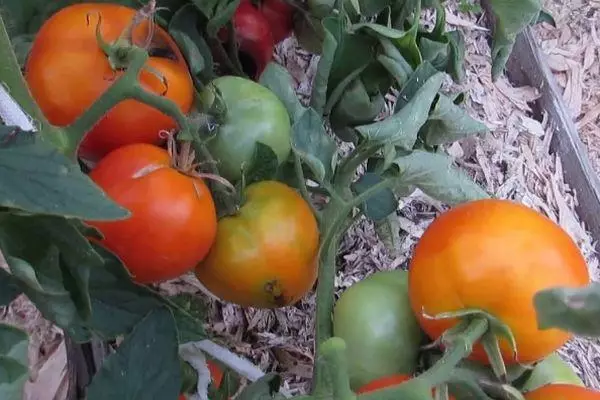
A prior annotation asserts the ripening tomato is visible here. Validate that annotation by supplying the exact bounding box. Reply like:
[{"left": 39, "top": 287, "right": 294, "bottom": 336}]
[
  {"left": 259, "top": 0, "right": 294, "bottom": 44},
  {"left": 356, "top": 374, "right": 456, "bottom": 399},
  {"left": 207, "top": 359, "right": 224, "bottom": 388},
  {"left": 408, "top": 199, "right": 590, "bottom": 365},
  {"left": 524, "top": 384, "right": 600, "bottom": 399},
  {"left": 86, "top": 143, "right": 217, "bottom": 284},
  {"left": 25, "top": 3, "right": 194, "bottom": 162},
  {"left": 195, "top": 181, "right": 319, "bottom": 308}
]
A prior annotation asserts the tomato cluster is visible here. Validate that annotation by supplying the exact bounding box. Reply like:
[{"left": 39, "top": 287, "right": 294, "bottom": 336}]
[
  {"left": 24, "top": 3, "right": 316, "bottom": 309},
  {"left": 333, "top": 199, "right": 593, "bottom": 398}
]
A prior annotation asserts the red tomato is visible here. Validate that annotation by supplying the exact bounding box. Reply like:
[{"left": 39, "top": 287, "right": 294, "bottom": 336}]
[
  {"left": 207, "top": 360, "right": 224, "bottom": 388},
  {"left": 525, "top": 384, "right": 600, "bottom": 399},
  {"left": 86, "top": 143, "right": 217, "bottom": 284},
  {"left": 259, "top": 0, "right": 294, "bottom": 43},
  {"left": 408, "top": 199, "right": 590, "bottom": 365},
  {"left": 25, "top": 3, "right": 194, "bottom": 162},
  {"left": 356, "top": 374, "right": 455, "bottom": 399}
]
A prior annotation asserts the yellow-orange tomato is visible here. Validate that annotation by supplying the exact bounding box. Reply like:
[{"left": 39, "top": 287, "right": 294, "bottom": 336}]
[
  {"left": 25, "top": 3, "right": 194, "bottom": 162},
  {"left": 408, "top": 199, "right": 589, "bottom": 365},
  {"left": 525, "top": 384, "right": 600, "bottom": 399},
  {"left": 87, "top": 143, "right": 217, "bottom": 284},
  {"left": 195, "top": 181, "right": 319, "bottom": 308}
]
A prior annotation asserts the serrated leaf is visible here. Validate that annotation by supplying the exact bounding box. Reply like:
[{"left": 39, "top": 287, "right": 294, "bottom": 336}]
[
  {"left": 168, "top": 4, "right": 215, "bottom": 86},
  {"left": 168, "top": 293, "right": 208, "bottom": 344},
  {"left": 352, "top": 173, "right": 397, "bottom": 221},
  {"left": 243, "top": 143, "right": 279, "bottom": 186},
  {"left": 394, "top": 62, "right": 439, "bottom": 112},
  {"left": 87, "top": 307, "right": 182, "bottom": 400},
  {"left": 420, "top": 94, "right": 488, "bottom": 146},
  {"left": 355, "top": 73, "right": 444, "bottom": 149},
  {"left": 0, "top": 127, "right": 128, "bottom": 220},
  {"left": 488, "top": 0, "right": 542, "bottom": 80},
  {"left": 391, "top": 150, "right": 490, "bottom": 205},
  {"left": 291, "top": 108, "right": 337, "bottom": 183},
  {"left": 352, "top": 22, "right": 422, "bottom": 68},
  {"left": 236, "top": 373, "right": 282, "bottom": 400},
  {"left": 0, "top": 268, "right": 20, "bottom": 306},
  {"left": 374, "top": 214, "right": 402, "bottom": 257},
  {"left": 311, "top": 16, "right": 342, "bottom": 115},
  {"left": 259, "top": 63, "right": 304, "bottom": 122},
  {"left": 533, "top": 282, "right": 600, "bottom": 337},
  {"left": 0, "top": 323, "right": 28, "bottom": 400}
]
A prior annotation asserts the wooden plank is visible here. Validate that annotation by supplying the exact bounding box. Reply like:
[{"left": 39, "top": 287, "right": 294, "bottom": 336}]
[{"left": 503, "top": 27, "right": 600, "bottom": 250}]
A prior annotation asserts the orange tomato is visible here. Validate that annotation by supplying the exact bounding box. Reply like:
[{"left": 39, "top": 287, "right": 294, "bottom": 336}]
[
  {"left": 86, "top": 143, "right": 217, "bottom": 283},
  {"left": 207, "top": 360, "right": 224, "bottom": 388},
  {"left": 195, "top": 181, "right": 319, "bottom": 308},
  {"left": 408, "top": 199, "right": 590, "bottom": 365},
  {"left": 356, "top": 374, "right": 455, "bottom": 399},
  {"left": 25, "top": 3, "right": 194, "bottom": 162},
  {"left": 525, "top": 384, "right": 600, "bottom": 399}
]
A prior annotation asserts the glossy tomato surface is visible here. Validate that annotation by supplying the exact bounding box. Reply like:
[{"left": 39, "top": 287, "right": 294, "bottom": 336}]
[
  {"left": 408, "top": 199, "right": 590, "bottom": 365},
  {"left": 195, "top": 181, "right": 319, "bottom": 308},
  {"left": 233, "top": 0, "right": 274, "bottom": 78},
  {"left": 200, "top": 76, "right": 291, "bottom": 183},
  {"left": 332, "top": 270, "right": 424, "bottom": 390},
  {"left": 525, "top": 384, "right": 600, "bottom": 399},
  {"left": 25, "top": 3, "right": 194, "bottom": 161},
  {"left": 87, "top": 143, "right": 217, "bottom": 284},
  {"left": 356, "top": 374, "right": 455, "bottom": 399}
]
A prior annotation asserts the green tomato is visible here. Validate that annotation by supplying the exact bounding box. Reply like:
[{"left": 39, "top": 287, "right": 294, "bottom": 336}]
[
  {"left": 200, "top": 76, "right": 292, "bottom": 183},
  {"left": 520, "top": 353, "right": 584, "bottom": 392},
  {"left": 332, "top": 269, "right": 424, "bottom": 391}
]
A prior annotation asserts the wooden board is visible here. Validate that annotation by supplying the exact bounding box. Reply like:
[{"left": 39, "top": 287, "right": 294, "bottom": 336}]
[{"left": 503, "top": 27, "right": 600, "bottom": 250}]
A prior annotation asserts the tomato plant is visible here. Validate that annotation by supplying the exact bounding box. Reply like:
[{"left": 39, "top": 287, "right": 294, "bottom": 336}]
[
  {"left": 86, "top": 142, "right": 217, "bottom": 284},
  {"left": 195, "top": 180, "right": 319, "bottom": 308},
  {"left": 408, "top": 199, "right": 590, "bottom": 365},
  {"left": 524, "top": 384, "right": 600, "bottom": 399},
  {"left": 199, "top": 75, "right": 291, "bottom": 183},
  {"left": 356, "top": 374, "right": 456, "bottom": 399},
  {"left": 519, "top": 353, "right": 584, "bottom": 392},
  {"left": 24, "top": 3, "right": 194, "bottom": 162},
  {"left": 332, "top": 270, "right": 423, "bottom": 390}
]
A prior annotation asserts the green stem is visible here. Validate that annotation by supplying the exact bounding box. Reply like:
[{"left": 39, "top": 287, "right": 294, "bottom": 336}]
[
  {"left": 335, "top": 143, "right": 379, "bottom": 190},
  {"left": 319, "top": 337, "right": 357, "bottom": 400},
  {"left": 294, "top": 152, "right": 321, "bottom": 223}
]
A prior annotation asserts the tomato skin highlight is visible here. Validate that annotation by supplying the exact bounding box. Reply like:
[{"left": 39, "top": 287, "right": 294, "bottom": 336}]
[
  {"left": 86, "top": 143, "right": 217, "bottom": 284},
  {"left": 332, "top": 270, "right": 424, "bottom": 390},
  {"left": 524, "top": 384, "right": 600, "bottom": 399},
  {"left": 200, "top": 76, "right": 292, "bottom": 183},
  {"left": 408, "top": 199, "right": 590, "bottom": 365},
  {"left": 25, "top": 3, "right": 194, "bottom": 162},
  {"left": 195, "top": 181, "right": 319, "bottom": 308}
]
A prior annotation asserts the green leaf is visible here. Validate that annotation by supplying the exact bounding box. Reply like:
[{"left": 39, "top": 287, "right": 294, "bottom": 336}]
[
  {"left": 446, "top": 30, "right": 466, "bottom": 83},
  {"left": 352, "top": 173, "right": 397, "bottom": 221},
  {"left": 390, "top": 150, "right": 490, "bottom": 205},
  {"left": 236, "top": 373, "right": 282, "bottom": 400},
  {"left": 355, "top": 72, "right": 444, "bottom": 149},
  {"left": 0, "top": 269, "right": 21, "bottom": 306},
  {"left": 394, "top": 62, "right": 439, "bottom": 112},
  {"left": 488, "top": 0, "right": 542, "bottom": 80},
  {"left": 330, "top": 78, "right": 385, "bottom": 130},
  {"left": 206, "top": 0, "right": 241, "bottom": 37},
  {"left": 533, "top": 282, "right": 600, "bottom": 337},
  {"left": 420, "top": 94, "right": 488, "bottom": 146},
  {"left": 168, "top": 4, "right": 215, "bottom": 86},
  {"left": 291, "top": 108, "right": 338, "bottom": 183},
  {"left": 520, "top": 353, "right": 584, "bottom": 392},
  {"left": 0, "top": 323, "right": 28, "bottom": 400},
  {"left": 311, "top": 16, "right": 342, "bottom": 115},
  {"left": 352, "top": 23, "right": 422, "bottom": 68},
  {"left": 535, "top": 9, "right": 556, "bottom": 27},
  {"left": 419, "top": 37, "right": 449, "bottom": 71},
  {"left": 259, "top": 63, "right": 304, "bottom": 122},
  {"left": 373, "top": 214, "right": 402, "bottom": 257},
  {"left": 190, "top": 0, "right": 222, "bottom": 20},
  {"left": 0, "top": 126, "right": 128, "bottom": 220},
  {"left": 87, "top": 307, "right": 182, "bottom": 400},
  {"left": 243, "top": 143, "right": 279, "bottom": 186}
]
